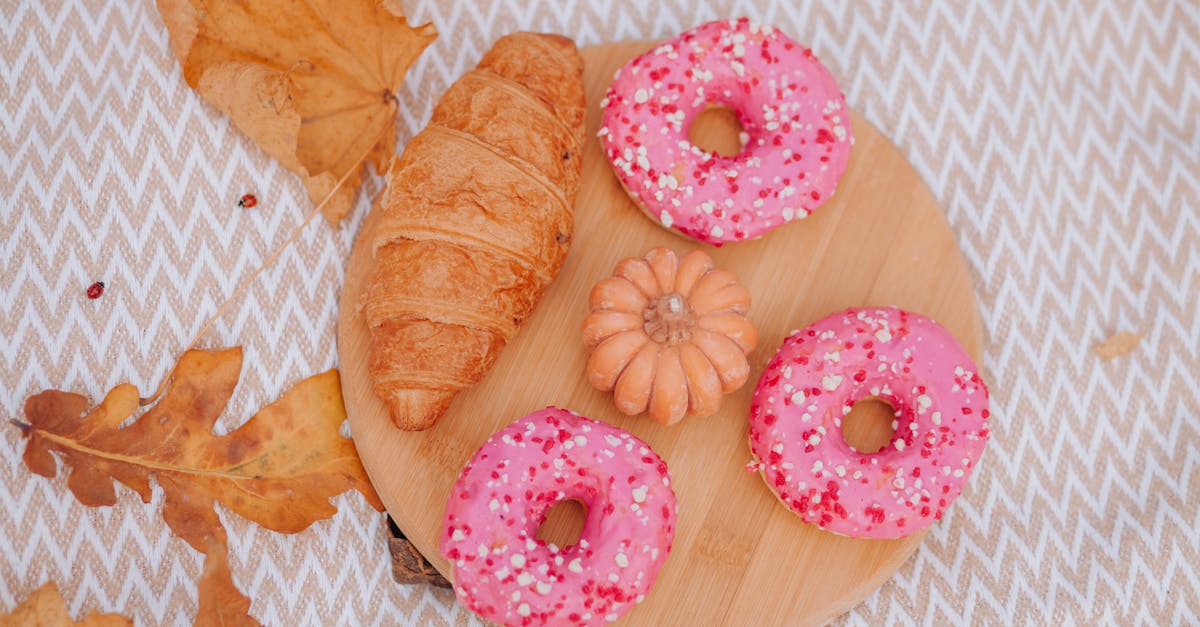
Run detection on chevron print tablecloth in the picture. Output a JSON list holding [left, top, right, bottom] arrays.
[[2, 1, 1198, 625]]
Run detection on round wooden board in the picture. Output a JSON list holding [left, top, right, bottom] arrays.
[[339, 40, 983, 626]]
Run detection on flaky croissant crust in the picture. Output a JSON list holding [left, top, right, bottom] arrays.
[[363, 33, 585, 430]]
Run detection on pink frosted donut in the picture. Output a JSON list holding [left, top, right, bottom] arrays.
[[441, 407, 677, 626], [747, 307, 990, 538], [600, 18, 852, 245]]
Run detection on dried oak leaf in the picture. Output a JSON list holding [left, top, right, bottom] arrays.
[[157, 0, 436, 223], [0, 582, 131, 627], [15, 347, 383, 625]]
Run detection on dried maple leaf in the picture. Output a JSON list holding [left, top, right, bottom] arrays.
[[0, 582, 131, 627], [14, 347, 383, 625], [157, 0, 436, 223]]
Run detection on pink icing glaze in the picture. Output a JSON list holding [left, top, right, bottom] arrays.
[[747, 307, 990, 538], [440, 408, 677, 626], [600, 18, 853, 245]]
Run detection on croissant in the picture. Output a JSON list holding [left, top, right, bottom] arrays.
[[362, 32, 585, 430]]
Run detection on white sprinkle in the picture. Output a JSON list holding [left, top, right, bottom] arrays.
[[606, 613, 620, 623], [916, 394, 932, 413], [875, 328, 893, 342], [812, 460, 824, 473], [616, 553, 629, 568], [451, 529, 464, 542], [953, 469, 965, 478], [608, 573, 620, 582], [568, 558, 583, 573], [834, 465, 846, 477], [895, 439, 906, 451], [710, 225, 724, 238], [489, 499, 500, 512], [574, 435, 588, 447], [477, 544, 489, 558], [632, 486, 648, 503], [511, 590, 521, 602], [605, 434, 621, 447], [517, 572, 533, 586], [496, 567, 510, 580], [660, 210, 674, 227], [517, 603, 531, 617], [791, 390, 806, 405], [634, 88, 649, 103], [536, 581, 552, 595], [932, 411, 942, 425], [658, 173, 679, 189], [823, 375, 843, 391], [772, 442, 785, 454], [511, 554, 525, 568]]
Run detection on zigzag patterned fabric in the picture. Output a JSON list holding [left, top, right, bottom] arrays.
[[1, 0, 1197, 624]]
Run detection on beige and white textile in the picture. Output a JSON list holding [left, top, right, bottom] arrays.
[[1, 1, 1197, 624]]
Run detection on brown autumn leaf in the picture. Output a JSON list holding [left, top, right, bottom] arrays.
[[14, 347, 383, 625], [195, 537, 254, 627], [0, 582, 131, 627], [157, 0, 436, 223]]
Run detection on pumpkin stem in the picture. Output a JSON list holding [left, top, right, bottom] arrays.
[[643, 292, 695, 345]]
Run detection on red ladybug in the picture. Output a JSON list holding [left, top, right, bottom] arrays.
[[86, 282, 105, 299], [238, 193, 258, 208]]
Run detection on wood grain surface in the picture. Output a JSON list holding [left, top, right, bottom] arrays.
[[338, 40, 982, 626]]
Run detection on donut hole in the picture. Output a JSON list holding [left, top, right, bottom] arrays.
[[842, 398, 898, 454], [536, 498, 587, 549], [688, 104, 745, 157]]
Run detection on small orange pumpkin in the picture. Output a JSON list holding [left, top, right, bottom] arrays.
[[582, 247, 757, 424]]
